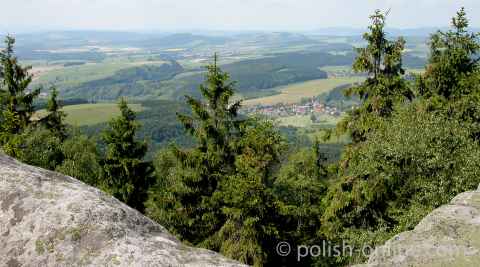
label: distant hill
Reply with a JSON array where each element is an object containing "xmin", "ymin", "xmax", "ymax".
[
  {"xmin": 11, "ymin": 31, "xmax": 231, "ymax": 61},
  {"xmin": 61, "ymin": 61, "xmax": 184, "ymax": 100},
  {"xmin": 239, "ymin": 32, "xmax": 316, "ymax": 46},
  {"xmin": 311, "ymin": 27, "xmax": 480, "ymax": 37},
  {"xmin": 60, "ymin": 52, "xmax": 357, "ymax": 100},
  {"xmin": 57, "ymin": 50, "xmax": 424, "ymax": 101},
  {"xmin": 135, "ymin": 33, "xmax": 230, "ymax": 48}
]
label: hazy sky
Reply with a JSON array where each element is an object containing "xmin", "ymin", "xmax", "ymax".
[{"xmin": 2, "ymin": 0, "xmax": 480, "ymax": 32}]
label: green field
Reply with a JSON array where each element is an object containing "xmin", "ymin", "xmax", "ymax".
[
  {"xmin": 277, "ymin": 114, "xmax": 341, "ymax": 128},
  {"xmin": 244, "ymin": 77, "xmax": 364, "ymax": 106},
  {"xmin": 32, "ymin": 59, "xmax": 167, "ymax": 89},
  {"xmin": 36, "ymin": 103, "xmax": 144, "ymax": 126}
]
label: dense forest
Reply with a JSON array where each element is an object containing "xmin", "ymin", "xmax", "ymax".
[{"xmin": 1, "ymin": 8, "xmax": 480, "ymax": 267}]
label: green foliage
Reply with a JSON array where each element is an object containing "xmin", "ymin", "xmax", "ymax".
[
  {"xmin": 146, "ymin": 54, "xmax": 243, "ymax": 243},
  {"xmin": 340, "ymin": 10, "xmax": 412, "ymax": 143},
  {"xmin": 322, "ymin": 104, "xmax": 480, "ymax": 264},
  {"xmin": 211, "ymin": 120, "xmax": 286, "ymax": 266},
  {"xmin": 0, "ymin": 36, "xmax": 40, "ymax": 143},
  {"xmin": 3, "ymin": 126, "xmax": 64, "ymax": 170},
  {"xmin": 100, "ymin": 99, "xmax": 153, "ymax": 212},
  {"xmin": 417, "ymin": 7, "xmax": 480, "ymax": 99},
  {"xmin": 0, "ymin": 36, "xmax": 57, "ymax": 167},
  {"xmin": 40, "ymin": 87, "xmax": 68, "ymax": 140},
  {"xmin": 80, "ymin": 100, "xmax": 193, "ymax": 159},
  {"xmin": 146, "ymin": 56, "xmax": 303, "ymax": 266},
  {"xmin": 56, "ymin": 132, "xmax": 101, "ymax": 186},
  {"xmin": 416, "ymin": 8, "xmax": 480, "ymax": 141},
  {"xmin": 274, "ymin": 144, "xmax": 331, "ymax": 266},
  {"xmin": 135, "ymin": 100, "xmax": 193, "ymax": 149},
  {"xmin": 321, "ymin": 9, "xmax": 480, "ymax": 266}
]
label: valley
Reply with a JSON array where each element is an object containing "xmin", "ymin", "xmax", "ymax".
[
  {"xmin": 23, "ymin": 32, "xmax": 426, "ymax": 104},
  {"xmin": 2, "ymin": 3, "xmax": 479, "ymax": 267},
  {"xmin": 21, "ymin": 31, "xmax": 428, "ymax": 155}
]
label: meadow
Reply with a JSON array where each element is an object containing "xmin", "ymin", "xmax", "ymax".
[
  {"xmin": 277, "ymin": 114, "xmax": 341, "ymax": 128},
  {"xmin": 36, "ymin": 103, "xmax": 144, "ymax": 126},
  {"xmin": 31, "ymin": 58, "xmax": 167, "ymax": 89},
  {"xmin": 243, "ymin": 76, "xmax": 364, "ymax": 106}
]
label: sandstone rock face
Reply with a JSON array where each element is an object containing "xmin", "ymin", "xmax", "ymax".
[
  {"xmin": 0, "ymin": 154, "xmax": 245, "ymax": 267},
  {"xmin": 358, "ymin": 186, "xmax": 480, "ymax": 267}
]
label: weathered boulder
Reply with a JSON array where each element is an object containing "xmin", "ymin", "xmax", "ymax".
[
  {"xmin": 0, "ymin": 154, "xmax": 245, "ymax": 267},
  {"xmin": 357, "ymin": 186, "xmax": 480, "ymax": 267}
]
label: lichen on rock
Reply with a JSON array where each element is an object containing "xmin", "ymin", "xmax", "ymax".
[
  {"xmin": 356, "ymin": 187, "xmax": 480, "ymax": 267},
  {"xmin": 0, "ymin": 153, "xmax": 245, "ymax": 267}
]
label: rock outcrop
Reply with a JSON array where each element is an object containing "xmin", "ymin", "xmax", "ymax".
[
  {"xmin": 358, "ymin": 186, "xmax": 480, "ymax": 267},
  {"xmin": 0, "ymin": 154, "xmax": 245, "ymax": 267}
]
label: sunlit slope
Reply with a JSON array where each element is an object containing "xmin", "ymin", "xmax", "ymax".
[
  {"xmin": 243, "ymin": 77, "xmax": 364, "ymax": 106},
  {"xmin": 35, "ymin": 103, "xmax": 144, "ymax": 126}
]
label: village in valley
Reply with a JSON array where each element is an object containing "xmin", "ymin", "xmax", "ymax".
[{"xmin": 242, "ymin": 99, "xmax": 343, "ymax": 119}]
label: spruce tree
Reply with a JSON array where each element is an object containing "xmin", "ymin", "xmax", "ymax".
[
  {"xmin": 0, "ymin": 36, "xmax": 39, "ymax": 143},
  {"xmin": 146, "ymin": 54, "xmax": 243, "ymax": 245},
  {"xmin": 416, "ymin": 8, "xmax": 480, "ymax": 139},
  {"xmin": 176, "ymin": 53, "xmax": 242, "ymax": 164},
  {"xmin": 339, "ymin": 10, "xmax": 412, "ymax": 143},
  {"xmin": 418, "ymin": 7, "xmax": 480, "ymax": 99},
  {"xmin": 40, "ymin": 87, "xmax": 67, "ymax": 141},
  {"xmin": 320, "ymin": 11, "xmax": 413, "ymax": 264},
  {"xmin": 101, "ymin": 99, "xmax": 153, "ymax": 212},
  {"xmin": 146, "ymin": 56, "xmax": 293, "ymax": 266},
  {"xmin": 211, "ymin": 120, "xmax": 285, "ymax": 267}
]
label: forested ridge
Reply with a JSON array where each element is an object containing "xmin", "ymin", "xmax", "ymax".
[
  {"xmin": 1, "ymin": 8, "xmax": 480, "ymax": 267},
  {"xmin": 52, "ymin": 50, "xmax": 424, "ymax": 101}
]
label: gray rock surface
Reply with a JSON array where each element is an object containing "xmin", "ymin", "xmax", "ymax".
[
  {"xmin": 357, "ymin": 186, "xmax": 480, "ymax": 267},
  {"xmin": 0, "ymin": 153, "xmax": 246, "ymax": 267}
]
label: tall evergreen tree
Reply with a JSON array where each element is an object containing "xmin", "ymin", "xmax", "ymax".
[
  {"xmin": 339, "ymin": 10, "xmax": 412, "ymax": 143},
  {"xmin": 146, "ymin": 54, "xmax": 244, "ymax": 244},
  {"xmin": 418, "ymin": 7, "xmax": 480, "ymax": 99},
  {"xmin": 210, "ymin": 120, "xmax": 285, "ymax": 267},
  {"xmin": 0, "ymin": 36, "xmax": 39, "ymax": 143},
  {"xmin": 101, "ymin": 99, "xmax": 153, "ymax": 212},
  {"xmin": 177, "ymin": 53, "xmax": 243, "ymax": 165},
  {"xmin": 416, "ymin": 8, "xmax": 480, "ymax": 140},
  {"xmin": 40, "ymin": 87, "xmax": 68, "ymax": 141},
  {"xmin": 321, "ymin": 9, "xmax": 480, "ymax": 266}
]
